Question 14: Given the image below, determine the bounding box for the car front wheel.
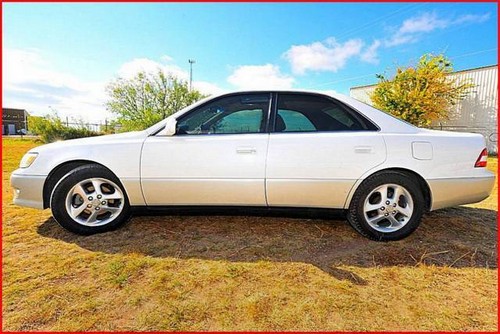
[347,171,425,241]
[50,164,130,234]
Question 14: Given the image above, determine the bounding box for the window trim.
[270,92,380,134]
[173,92,273,137]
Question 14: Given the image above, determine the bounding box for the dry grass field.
[2,137,498,331]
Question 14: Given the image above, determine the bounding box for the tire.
[347,171,425,241]
[50,164,131,235]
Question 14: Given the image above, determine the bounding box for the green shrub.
[28,115,101,143]
[370,54,474,127]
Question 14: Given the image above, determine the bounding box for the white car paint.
[11,90,495,215]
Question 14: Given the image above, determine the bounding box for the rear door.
[266,93,386,208]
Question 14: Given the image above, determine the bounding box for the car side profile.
[11,90,495,240]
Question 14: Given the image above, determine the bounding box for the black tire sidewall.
[50,164,131,235]
[348,172,425,241]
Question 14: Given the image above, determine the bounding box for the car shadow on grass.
[37,206,497,285]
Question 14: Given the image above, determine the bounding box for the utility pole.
[188,59,196,91]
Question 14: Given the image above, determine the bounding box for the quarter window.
[275,94,376,132]
[176,94,270,135]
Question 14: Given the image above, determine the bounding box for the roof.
[3,108,28,113]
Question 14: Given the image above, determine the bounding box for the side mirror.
[159,118,177,136]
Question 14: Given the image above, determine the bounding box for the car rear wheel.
[50,164,130,234]
[347,171,425,241]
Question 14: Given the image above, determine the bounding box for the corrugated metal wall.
[350,65,498,154]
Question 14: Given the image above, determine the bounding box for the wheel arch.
[42,160,121,209]
[345,167,432,211]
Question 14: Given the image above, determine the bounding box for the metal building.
[350,65,498,154]
[2,108,29,135]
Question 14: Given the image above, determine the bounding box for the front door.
[141,93,271,206]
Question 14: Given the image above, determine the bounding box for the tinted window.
[212,109,263,134]
[176,94,269,135]
[277,109,316,132]
[275,94,376,132]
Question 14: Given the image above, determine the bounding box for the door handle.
[354,146,373,153]
[236,147,257,154]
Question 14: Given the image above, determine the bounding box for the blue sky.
[3,2,498,122]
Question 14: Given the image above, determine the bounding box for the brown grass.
[2,137,498,331]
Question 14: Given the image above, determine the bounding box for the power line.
[311,48,498,89]
[450,48,498,60]
[311,73,378,88]
[335,2,428,41]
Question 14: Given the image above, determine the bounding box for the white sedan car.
[11,90,495,240]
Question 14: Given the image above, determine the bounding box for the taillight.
[474,148,488,167]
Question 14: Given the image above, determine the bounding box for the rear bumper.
[10,172,46,209]
[428,174,495,211]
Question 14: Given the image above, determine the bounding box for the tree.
[106,71,206,131]
[370,54,474,127]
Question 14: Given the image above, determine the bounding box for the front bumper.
[10,172,46,209]
[428,174,496,211]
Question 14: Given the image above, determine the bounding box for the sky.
[3,2,498,123]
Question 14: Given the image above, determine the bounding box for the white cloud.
[386,11,491,47]
[3,48,109,123]
[117,57,188,80]
[283,37,364,74]
[227,64,294,90]
[192,81,227,96]
[160,54,174,62]
[360,40,381,64]
[386,12,446,47]
[117,58,224,96]
[453,12,491,25]
[399,12,448,34]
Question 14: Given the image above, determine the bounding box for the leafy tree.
[370,54,474,127]
[106,71,206,131]
[28,114,100,143]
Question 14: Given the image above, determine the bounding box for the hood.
[29,130,149,154]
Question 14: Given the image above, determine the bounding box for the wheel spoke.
[398,204,413,217]
[378,185,389,203]
[91,179,105,194]
[72,184,88,198]
[364,202,381,212]
[101,193,122,201]
[387,214,401,228]
[70,204,87,218]
[86,210,99,224]
[102,205,121,214]
[368,214,386,225]
[392,186,403,202]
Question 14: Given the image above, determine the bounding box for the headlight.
[19,152,38,168]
